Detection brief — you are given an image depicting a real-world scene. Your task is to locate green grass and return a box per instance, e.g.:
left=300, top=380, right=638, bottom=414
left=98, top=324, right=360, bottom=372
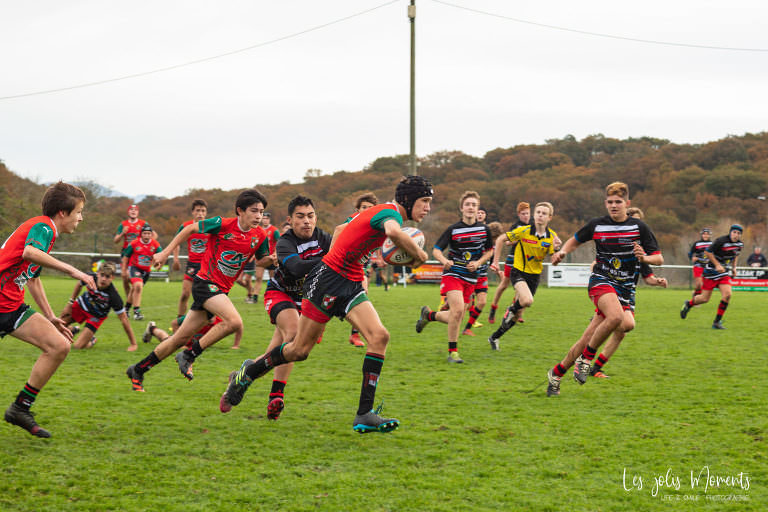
left=1, top=278, right=765, bottom=511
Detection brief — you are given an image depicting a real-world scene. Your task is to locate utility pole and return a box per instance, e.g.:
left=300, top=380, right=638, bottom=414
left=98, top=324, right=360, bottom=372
left=409, top=0, right=417, bottom=175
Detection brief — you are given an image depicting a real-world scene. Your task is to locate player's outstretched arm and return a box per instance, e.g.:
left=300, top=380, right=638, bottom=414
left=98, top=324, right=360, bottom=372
left=22, top=246, right=96, bottom=291
left=383, top=219, right=427, bottom=267
left=154, top=222, right=199, bottom=268
left=118, top=311, right=138, bottom=348
left=551, top=237, right=581, bottom=265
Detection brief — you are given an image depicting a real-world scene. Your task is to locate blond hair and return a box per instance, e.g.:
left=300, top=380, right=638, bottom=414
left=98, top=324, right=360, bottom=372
left=487, top=221, right=504, bottom=239
left=535, top=201, right=554, bottom=217
left=605, top=181, right=629, bottom=199
left=99, top=261, right=116, bottom=276
left=459, top=190, right=480, bottom=208
left=627, top=207, right=644, bottom=219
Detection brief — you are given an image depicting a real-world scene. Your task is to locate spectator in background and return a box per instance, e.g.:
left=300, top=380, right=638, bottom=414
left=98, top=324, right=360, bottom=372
left=747, top=246, right=767, bottom=267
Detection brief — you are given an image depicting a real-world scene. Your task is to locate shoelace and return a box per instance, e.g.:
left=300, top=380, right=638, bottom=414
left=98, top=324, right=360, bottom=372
left=374, top=401, right=385, bottom=416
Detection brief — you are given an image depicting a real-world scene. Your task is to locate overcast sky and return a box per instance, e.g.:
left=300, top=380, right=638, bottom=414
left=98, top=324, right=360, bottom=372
left=1, top=1, right=766, bottom=199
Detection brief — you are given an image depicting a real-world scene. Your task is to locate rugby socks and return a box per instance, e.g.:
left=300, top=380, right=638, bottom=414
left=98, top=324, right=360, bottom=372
left=351, top=328, right=360, bottom=336
left=270, top=380, right=286, bottom=401
left=448, top=342, right=458, bottom=353
left=464, top=306, right=482, bottom=330
left=136, top=351, right=161, bottom=374
left=593, top=353, right=609, bottom=371
left=581, top=345, right=597, bottom=361
left=357, top=353, right=384, bottom=415
left=15, top=383, right=40, bottom=411
left=692, top=288, right=701, bottom=300
left=509, top=300, right=523, bottom=316
left=245, top=344, right=287, bottom=380
left=714, top=300, right=729, bottom=323
left=489, top=304, right=498, bottom=320
left=186, top=340, right=204, bottom=358
left=125, top=302, right=132, bottom=311
left=426, top=310, right=438, bottom=322
left=552, top=364, right=567, bottom=378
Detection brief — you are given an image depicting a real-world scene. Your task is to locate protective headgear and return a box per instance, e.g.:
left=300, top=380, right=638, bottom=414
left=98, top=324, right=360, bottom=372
left=730, top=224, right=743, bottom=233
left=700, top=227, right=712, bottom=234
left=141, top=224, right=153, bottom=233
left=395, top=175, right=434, bottom=220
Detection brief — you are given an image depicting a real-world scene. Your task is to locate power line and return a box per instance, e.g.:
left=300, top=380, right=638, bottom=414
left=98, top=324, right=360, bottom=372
left=431, top=0, right=768, bottom=52
left=0, top=0, right=401, bottom=101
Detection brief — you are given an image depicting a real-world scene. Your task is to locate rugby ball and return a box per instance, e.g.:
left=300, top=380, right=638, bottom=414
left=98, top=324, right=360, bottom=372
left=381, top=226, right=425, bottom=265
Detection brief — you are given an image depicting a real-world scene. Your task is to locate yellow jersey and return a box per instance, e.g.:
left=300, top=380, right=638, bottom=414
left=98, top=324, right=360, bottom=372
left=506, top=224, right=557, bottom=275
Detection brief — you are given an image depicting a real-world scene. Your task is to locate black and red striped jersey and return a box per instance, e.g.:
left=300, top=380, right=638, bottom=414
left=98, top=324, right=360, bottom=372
left=688, top=239, right=712, bottom=268
left=574, top=215, right=660, bottom=289
left=269, top=227, right=332, bottom=299
left=434, top=221, right=493, bottom=283
left=703, top=235, right=743, bottom=279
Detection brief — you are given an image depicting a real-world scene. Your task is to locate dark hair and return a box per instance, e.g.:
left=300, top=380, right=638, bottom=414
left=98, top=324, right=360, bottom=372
left=42, top=181, right=86, bottom=217
left=354, top=192, right=379, bottom=210
left=190, top=199, right=208, bottom=212
left=235, top=189, right=267, bottom=215
left=288, top=195, right=314, bottom=216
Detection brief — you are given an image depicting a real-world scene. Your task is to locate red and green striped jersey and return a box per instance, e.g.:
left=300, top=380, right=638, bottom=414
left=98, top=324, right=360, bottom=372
left=115, top=218, right=149, bottom=249
left=0, top=216, right=57, bottom=312
left=124, top=239, right=163, bottom=271
left=176, top=220, right=210, bottom=264
left=197, top=216, right=269, bottom=292
left=323, top=203, right=403, bottom=281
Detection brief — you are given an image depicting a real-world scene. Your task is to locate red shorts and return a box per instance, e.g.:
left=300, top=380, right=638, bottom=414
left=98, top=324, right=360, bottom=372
left=474, top=275, right=488, bottom=293
left=504, top=265, right=512, bottom=278
left=71, top=301, right=106, bottom=332
left=692, top=266, right=704, bottom=278
left=702, top=275, right=730, bottom=291
left=440, top=276, right=475, bottom=304
left=589, top=285, right=632, bottom=317
left=264, top=289, right=300, bottom=324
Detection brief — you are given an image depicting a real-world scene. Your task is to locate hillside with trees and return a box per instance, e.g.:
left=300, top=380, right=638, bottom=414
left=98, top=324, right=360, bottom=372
left=2, top=132, right=767, bottom=266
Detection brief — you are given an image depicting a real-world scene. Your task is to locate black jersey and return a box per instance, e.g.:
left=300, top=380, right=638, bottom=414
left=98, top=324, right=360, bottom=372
left=574, top=215, right=660, bottom=291
left=703, top=235, right=743, bottom=280
left=688, top=239, right=712, bottom=268
left=434, top=221, right=493, bottom=283
left=77, top=273, right=124, bottom=319
left=268, top=227, right=332, bottom=300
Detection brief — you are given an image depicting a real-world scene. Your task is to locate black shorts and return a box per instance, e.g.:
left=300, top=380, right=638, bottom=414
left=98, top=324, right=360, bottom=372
left=190, top=278, right=225, bottom=318
left=302, top=263, right=368, bottom=322
left=129, top=266, right=150, bottom=284
left=0, top=304, right=34, bottom=337
left=508, top=268, right=540, bottom=296
left=184, top=261, right=201, bottom=281
left=242, top=260, right=255, bottom=274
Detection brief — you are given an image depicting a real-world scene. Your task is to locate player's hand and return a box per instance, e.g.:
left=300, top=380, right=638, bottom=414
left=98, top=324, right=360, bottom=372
left=76, top=271, right=97, bottom=292
left=466, top=261, right=478, bottom=272
left=442, top=260, right=453, bottom=271
left=152, top=251, right=168, bottom=270
left=656, top=277, right=668, bottom=288
left=50, top=317, right=74, bottom=342
left=551, top=251, right=565, bottom=265
left=172, top=260, right=181, bottom=271
left=411, top=249, right=428, bottom=269
left=633, top=242, right=646, bottom=262
left=553, top=235, right=562, bottom=251
left=489, top=262, right=499, bottom=273
left=269, top=253, right=278, bottom=266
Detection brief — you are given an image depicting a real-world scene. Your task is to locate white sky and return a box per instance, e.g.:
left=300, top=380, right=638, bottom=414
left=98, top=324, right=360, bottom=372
left=1, top=1, right=766, bottom=198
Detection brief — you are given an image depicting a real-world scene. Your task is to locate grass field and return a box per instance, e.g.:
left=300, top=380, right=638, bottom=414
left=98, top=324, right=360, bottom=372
left=0, top=277, right=765, bottom=511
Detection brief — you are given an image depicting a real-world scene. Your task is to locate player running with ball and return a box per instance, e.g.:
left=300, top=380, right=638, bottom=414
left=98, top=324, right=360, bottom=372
left=219, top=176, right=433, bottom=434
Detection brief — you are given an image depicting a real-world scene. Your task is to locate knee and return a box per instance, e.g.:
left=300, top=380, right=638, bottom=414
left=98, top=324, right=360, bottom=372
left=224, top=317, right=243, bottom=334
left=290, top=344, right=311, bottom=362
left=518, top=296, right=533, bottom=308
left=367, top=329, right=390, bottom=348
left=621, top=319, right=635, bottom=333
left=50, top=337, right=71, bottom=360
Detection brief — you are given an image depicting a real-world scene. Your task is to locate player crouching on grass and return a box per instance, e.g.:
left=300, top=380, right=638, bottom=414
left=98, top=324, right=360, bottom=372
left=680, top=224, right=743, bottom=329
left=59, top=261, right=139, bottom=351
left=219, top=176, right=432, bottom=434
left=487, top=202, right=559, bottom=350
left=546, top=182, right=663, bottom=397
left=125, top=189, right=273, bottom=392
left=1, top=182, right=96, bottom=438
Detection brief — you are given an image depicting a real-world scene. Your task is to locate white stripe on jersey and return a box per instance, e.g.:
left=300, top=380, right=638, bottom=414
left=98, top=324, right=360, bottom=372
left=593, top=224, right=639, bottom=233
left=296, top=240, right=320, bottom=253
left=452, top=226, right=487, bottom=235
